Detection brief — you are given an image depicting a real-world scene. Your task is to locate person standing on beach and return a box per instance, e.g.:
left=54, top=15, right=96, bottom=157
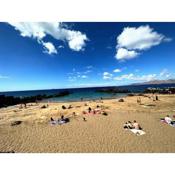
left=156, top=95, right=159, bottom=101
left=88, top=107, right=92, bottom=113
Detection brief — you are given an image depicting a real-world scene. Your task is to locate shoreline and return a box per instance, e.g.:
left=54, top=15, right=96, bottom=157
left=41, top=94, right=128, bottom=103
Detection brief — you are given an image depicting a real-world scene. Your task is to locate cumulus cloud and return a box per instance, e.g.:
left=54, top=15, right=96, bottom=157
left=113, top=73, right=157, bottom=81
left=115, top=48, right=139, bottom=60
left=42, top=41, right=57, bottom=55
left=8, top=22, right=88, bottom=54
left=103, top=72, right=113, bottom=80
left=113, top=68, right=121, bottom=73
left=115, top=25, right=171, bottom=60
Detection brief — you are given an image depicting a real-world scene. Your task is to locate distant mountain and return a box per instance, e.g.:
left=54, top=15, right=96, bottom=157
left=132, top=79, right=175, bottom=85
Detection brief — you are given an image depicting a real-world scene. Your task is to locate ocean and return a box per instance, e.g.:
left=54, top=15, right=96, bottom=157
left=0, top=84, right=175, bottom=102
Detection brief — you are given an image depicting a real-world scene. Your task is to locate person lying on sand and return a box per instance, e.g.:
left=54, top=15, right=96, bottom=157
left=58, top=115, right=70, bottom=123
left=94, top=108, right=101, bottom=113
left=83, top=109, right=103, bottom=115
left=164, top=115, right=172, bottom=124
left=62, top=105, right=66, bottom=109
left=82, top=111, right=87, bottom=115
left=133, top=120, right=142, bottom=130
left=68, top=105, right=72, bottom=108
left=123, top=121, right=134, bottom=129
left=163, top=115, right=175, bottom=125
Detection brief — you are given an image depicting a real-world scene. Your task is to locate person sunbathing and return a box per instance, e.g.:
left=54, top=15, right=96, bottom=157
left=133, top=120, right=142, bottom=130
left=123, top=121, right=134, bottom=129
left=60, top=115, right=65, bottom=121
left=68, top=105, right=73, bottom=109
left=62, top=105, right=66, bottom=109
left=58, top=115, right=69, bottom=124
left=82, top=111, right=87, bottom=114
left=93, top=110, right=96, bottom=114
left=164, top=115, right=172, bottom=124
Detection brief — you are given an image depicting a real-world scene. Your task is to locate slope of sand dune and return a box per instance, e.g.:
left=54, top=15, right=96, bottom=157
left=0, top=94, right=175, bottom=153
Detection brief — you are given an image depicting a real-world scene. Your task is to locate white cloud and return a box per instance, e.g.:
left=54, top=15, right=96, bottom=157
left=113, top=68, right=121, bottom=73
left=160, top=69, right=169, bottom=77
left=117, top=25, right=165, bottom=50
left=115, top=25, right=171, bottom=60
left=58, top=45, right=64, bottom=49
left=81, top=75, right=88, bottom=78
left=115, top=48, right=139, bottom=60
left=159, top=69, right=172, bottom=78
left=42, top=41, right=57, bottom=55
left=103, top=72, right=113, bottom=80
left=114, top=73, right=157, bottom=81
left=8, top=22, right=88, bottom=54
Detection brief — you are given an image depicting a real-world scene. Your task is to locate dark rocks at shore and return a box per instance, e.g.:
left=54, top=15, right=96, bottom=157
left=144, top=87, right=175, bottom=94
left=0, top=91, right=70, bottom=108
left=96, top=88, right=130, bottom=94
left=118, top=98, right=124, bottom=102
left=127, top=93, right=135, bottom=97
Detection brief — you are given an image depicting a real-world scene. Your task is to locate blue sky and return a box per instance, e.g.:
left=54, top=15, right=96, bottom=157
left=0, top=22, right=175, bottom=91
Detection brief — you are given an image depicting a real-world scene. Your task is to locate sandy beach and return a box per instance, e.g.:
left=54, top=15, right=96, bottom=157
left=0, top=94, right=175, bottom=153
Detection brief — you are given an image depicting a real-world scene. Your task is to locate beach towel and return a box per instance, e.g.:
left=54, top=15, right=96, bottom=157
left=49, top=120, right=58, bottom=125
left=58, top=120, right=66, bottom=125
left=129, top=129, right=146, bottom=136
left=50, top=118, right=69, bottom=126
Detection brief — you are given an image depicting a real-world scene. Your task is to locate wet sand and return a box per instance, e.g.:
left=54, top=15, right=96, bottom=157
left=0, top=94, right=175, bottom=153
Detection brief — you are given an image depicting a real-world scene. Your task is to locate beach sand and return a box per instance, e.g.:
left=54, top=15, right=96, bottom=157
left=0, top=94, right=175, bottom=153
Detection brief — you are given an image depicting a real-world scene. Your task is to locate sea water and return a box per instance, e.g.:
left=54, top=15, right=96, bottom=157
left=0, top=84, right=175, bottom=102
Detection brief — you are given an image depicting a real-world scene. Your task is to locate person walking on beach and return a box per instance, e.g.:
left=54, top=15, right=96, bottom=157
left=137, top=97, right=141, bottom=105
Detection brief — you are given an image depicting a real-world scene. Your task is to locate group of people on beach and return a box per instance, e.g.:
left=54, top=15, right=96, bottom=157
left=49, top=103, right=108, bottom=125
left=82, top=105, right=107, bottom=115
left=136, top=94, right=159, bottom=105
left=123, top=120, right=142, bottom=130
